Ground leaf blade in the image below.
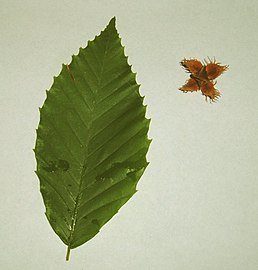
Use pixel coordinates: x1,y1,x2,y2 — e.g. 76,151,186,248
35,17,150,258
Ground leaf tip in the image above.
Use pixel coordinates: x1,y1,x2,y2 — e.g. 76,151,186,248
109,16,116,27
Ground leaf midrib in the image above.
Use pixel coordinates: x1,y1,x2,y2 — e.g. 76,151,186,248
67,28,112,247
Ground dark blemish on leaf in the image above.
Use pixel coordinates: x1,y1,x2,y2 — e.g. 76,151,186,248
91,219,100,227
43,159,69,172
43,161,58,172
57,159,70,171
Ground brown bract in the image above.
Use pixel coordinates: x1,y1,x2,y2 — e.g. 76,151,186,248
179,58,228,102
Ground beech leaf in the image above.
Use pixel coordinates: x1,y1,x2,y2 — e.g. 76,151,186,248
34,17,151,260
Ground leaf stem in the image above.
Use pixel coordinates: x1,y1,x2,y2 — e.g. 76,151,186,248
66,246,71,261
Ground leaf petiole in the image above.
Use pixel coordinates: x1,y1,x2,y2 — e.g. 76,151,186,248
66,246,71,261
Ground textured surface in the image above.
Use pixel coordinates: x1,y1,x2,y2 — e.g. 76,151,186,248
34,17,150,255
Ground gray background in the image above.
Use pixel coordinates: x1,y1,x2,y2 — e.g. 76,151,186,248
1,0,258,269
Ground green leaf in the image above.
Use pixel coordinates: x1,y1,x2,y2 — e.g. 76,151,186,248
34,17,151,260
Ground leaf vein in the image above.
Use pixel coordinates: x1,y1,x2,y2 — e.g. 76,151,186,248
43,113,82,165
58,86,90,130
40,175,73,210
77,194,134,225
86,126,147,176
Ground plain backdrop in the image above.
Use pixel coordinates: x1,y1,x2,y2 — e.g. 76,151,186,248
1,1,258,269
